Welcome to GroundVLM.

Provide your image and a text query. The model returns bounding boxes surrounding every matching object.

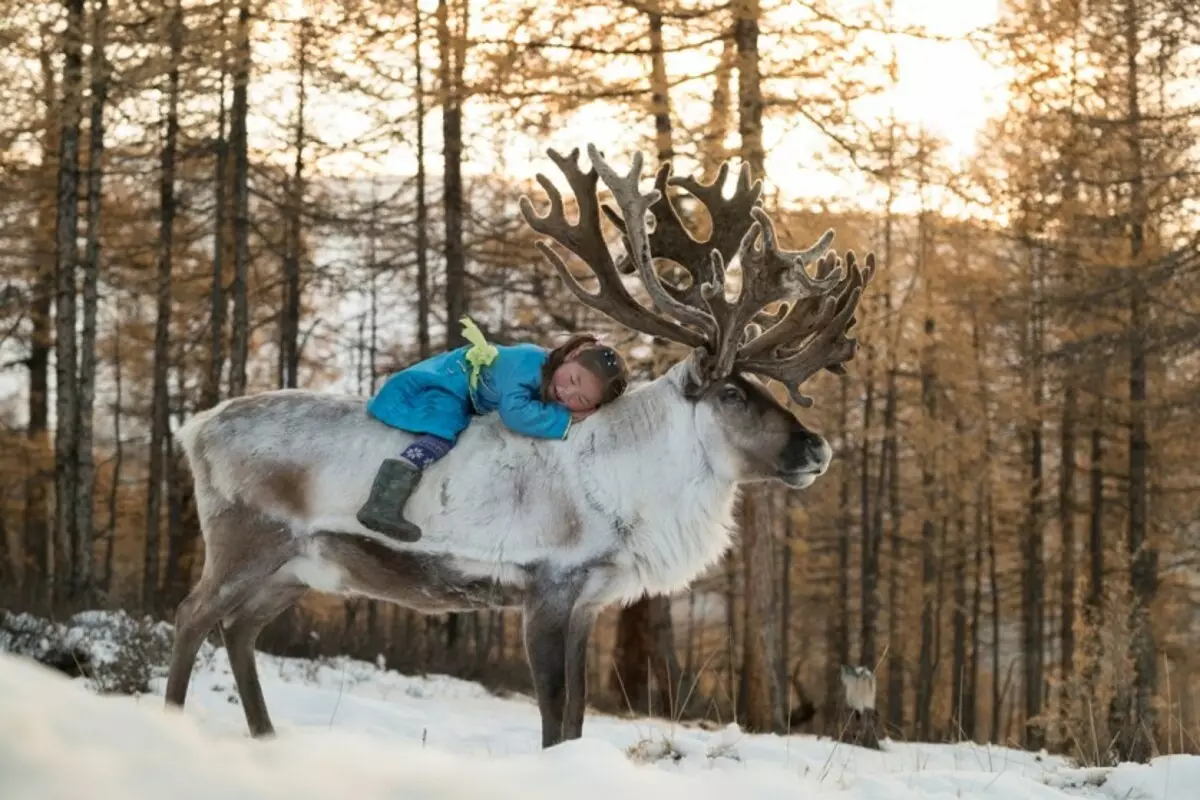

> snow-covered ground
[1,612,1197,800]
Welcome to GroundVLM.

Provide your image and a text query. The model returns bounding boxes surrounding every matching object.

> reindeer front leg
[562,605,596,741]
[522,574,588,748]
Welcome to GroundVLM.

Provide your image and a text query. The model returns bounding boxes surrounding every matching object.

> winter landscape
[3,0,1199,797]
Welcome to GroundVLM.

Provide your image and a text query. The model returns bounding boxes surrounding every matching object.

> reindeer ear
[681,349,710,399]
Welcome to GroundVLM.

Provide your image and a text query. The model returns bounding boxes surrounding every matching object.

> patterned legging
[399,434,455,469]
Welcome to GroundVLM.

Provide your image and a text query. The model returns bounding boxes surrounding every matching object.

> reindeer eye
[719,384,745,406]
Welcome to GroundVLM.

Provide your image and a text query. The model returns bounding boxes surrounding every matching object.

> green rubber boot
[356,458,423,542]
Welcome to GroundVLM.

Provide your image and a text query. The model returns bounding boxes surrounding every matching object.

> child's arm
[498,385,572,440]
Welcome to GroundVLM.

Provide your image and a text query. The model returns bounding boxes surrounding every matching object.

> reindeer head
[518,144,875,489]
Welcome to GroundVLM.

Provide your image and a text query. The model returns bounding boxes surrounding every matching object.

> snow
[1,612,1197,800]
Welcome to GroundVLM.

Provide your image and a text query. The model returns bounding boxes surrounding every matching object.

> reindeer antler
[734,249,876,407]
[517,147,707,349]
[521,144,876,406]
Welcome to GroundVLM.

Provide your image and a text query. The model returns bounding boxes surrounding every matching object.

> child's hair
[540,333,629,406]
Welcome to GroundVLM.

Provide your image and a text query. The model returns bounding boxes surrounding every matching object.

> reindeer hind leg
[220,578,307,738]
[165,576,238,711]
[164,503,300,720]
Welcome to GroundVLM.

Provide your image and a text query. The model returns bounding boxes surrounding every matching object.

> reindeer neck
[562,371,735,594]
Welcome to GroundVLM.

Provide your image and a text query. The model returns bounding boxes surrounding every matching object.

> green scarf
[460,315,498,391]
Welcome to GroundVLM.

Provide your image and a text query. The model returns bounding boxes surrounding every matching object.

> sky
[252,0,1008,215]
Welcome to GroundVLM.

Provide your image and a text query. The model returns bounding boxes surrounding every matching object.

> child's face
[550,359,604,412]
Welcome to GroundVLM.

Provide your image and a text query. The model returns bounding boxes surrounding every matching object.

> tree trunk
[102,303,123,597]
[724,546,738,718]
[779,509,792,708]
[1087,393,1105,617]
[414,0,430,359]
[733,0,763,179]
[860,347,878,667]
[279,17,308,389]
[1119,0,1156,762]
[75,0,108,605]
[951,494,968,739]
[228,0,251,397]
[703,33,733,166]
[438,0,467,348]
[741,491,781,731]
[609,593,680,715]
[24,48,58,601]
[145,0,182,611]
[972,311,1002,744]
[53,0,86,603]
[1025,243,1047,749]
[965,486,983,740]
[879,97,902,733]
[1059,382,1078,685]
[884,362,903,733]
[647,8,672,162]
[205,1,229,411]
[733,0,779,733]
[826,375,852,727]
[915,318,937,742]
[988,491,1001,743]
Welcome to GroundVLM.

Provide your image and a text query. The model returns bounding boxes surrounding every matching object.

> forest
[0,0,1197,767]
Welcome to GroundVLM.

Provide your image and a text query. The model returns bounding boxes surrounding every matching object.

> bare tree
[145,0,183,609]
[75,0,108,603]
[228,0,251,397]
[53,0,86,602]
[279,16,309,389]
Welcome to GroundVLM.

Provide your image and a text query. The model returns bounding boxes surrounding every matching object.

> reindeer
[164,144,875,748]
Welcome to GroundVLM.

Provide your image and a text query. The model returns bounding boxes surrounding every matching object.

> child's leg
[397,434,455,470]
[356,434,455,542]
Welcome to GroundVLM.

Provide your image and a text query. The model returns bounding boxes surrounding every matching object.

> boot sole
[356,511,423,542]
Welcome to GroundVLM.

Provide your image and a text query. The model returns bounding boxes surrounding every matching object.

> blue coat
[366,343,571,441]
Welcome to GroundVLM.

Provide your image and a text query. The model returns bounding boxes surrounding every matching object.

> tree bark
[228,0,251,397]
[279,17,308,389]
[884,362,903,732]
[145,0,182,610]
[741,491,781,731]
[825,375,852,728]
[1119,0,1155,761]
[878,93,903,733]
[1021,245,1046,749]
[733,0,780,733]
[951,489,968,739]
[965,483,983,740]
[733,0,763,179]
[1087,393,1105,617]
[647,7,672,162]
[205,0,229,410]
[703,33,733,167]
[725,546,739,718]
[24,47,58,601]
[609,593,680,715]
[988,490,1001,743]
[102,301,123,596]
[438,0,467,348]
[860,346,878,667]
[53,0,86,603]
[414,0,430,359]
[1059,383,1078,684]
[915,320,937,742]
[75,0,108,605]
